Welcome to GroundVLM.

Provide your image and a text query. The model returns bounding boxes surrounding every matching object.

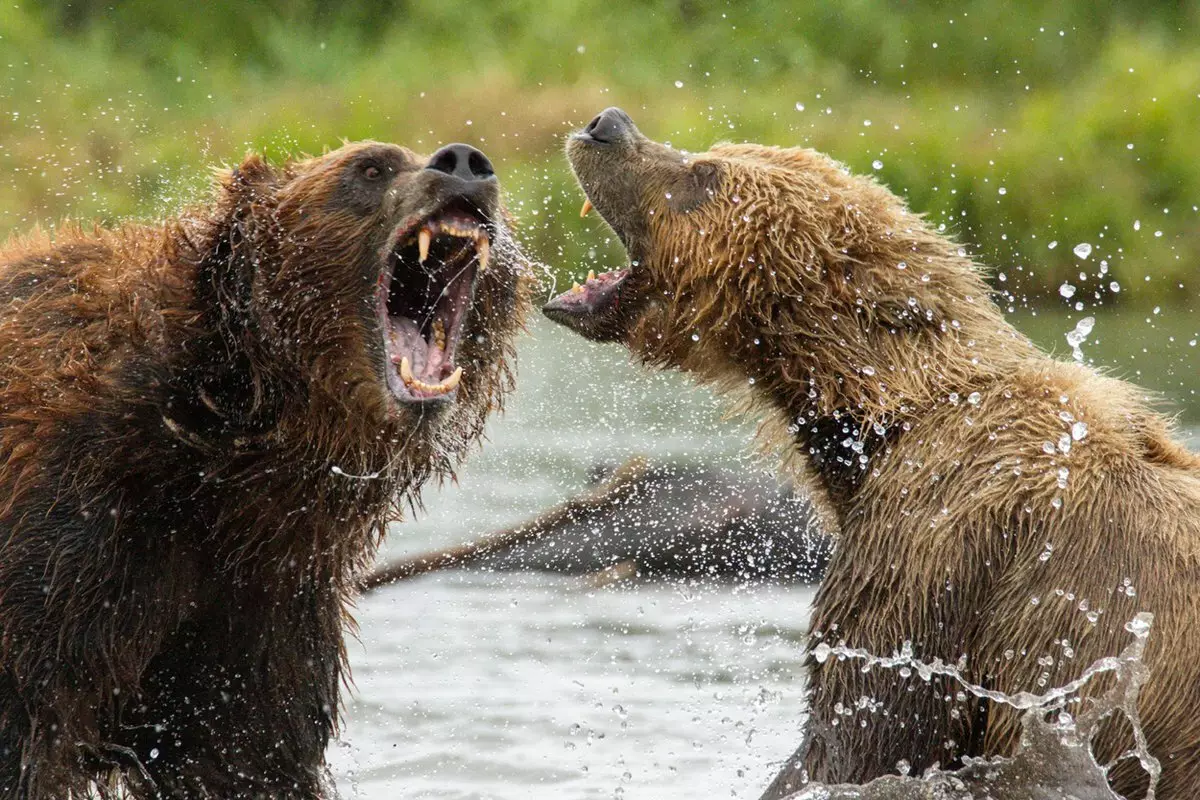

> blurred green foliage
[1,0,1199,314]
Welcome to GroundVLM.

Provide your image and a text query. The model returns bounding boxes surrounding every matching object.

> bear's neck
[747,303,1037,519]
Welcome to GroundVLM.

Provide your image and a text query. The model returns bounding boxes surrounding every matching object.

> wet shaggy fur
[552,111,1200,798]
[0,143,529,797]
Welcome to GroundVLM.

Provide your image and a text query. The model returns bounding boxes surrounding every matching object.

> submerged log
[364,457,832,590]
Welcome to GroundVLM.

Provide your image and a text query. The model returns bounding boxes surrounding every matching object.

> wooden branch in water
[361,456,650,591]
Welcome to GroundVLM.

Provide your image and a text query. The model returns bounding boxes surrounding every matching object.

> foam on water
[791,613,1159,800]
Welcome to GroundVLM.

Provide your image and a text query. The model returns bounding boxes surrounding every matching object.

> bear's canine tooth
[418,229,432,263]
[587,270,596,282]
[580,198,593,218]
[441,366,463,392]
[572,282,583,294]
[399,356,415,385]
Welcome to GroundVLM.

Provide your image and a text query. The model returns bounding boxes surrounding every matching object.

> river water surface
[329,317,1198,800]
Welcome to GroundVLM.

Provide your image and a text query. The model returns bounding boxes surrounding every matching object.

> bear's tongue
[387,315,460,393]
[383,213,488,401]
[542,267,629,334]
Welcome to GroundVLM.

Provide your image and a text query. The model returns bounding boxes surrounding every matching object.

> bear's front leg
[114,588,345,799]
[759,639,987,799]
[0,499,198,800]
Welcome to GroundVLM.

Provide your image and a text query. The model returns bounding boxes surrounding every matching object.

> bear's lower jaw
[542,267,632,342]
[380,208,491,405]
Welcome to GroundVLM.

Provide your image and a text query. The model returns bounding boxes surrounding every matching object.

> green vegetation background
[1,0,1197,414]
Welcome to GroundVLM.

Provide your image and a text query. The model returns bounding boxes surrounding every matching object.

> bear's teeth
[571,282,583,294]
[475,236,490,272]
[432,319,446,351]
[398,356,463,396]
[418,228,432,263]
[587,270,596,282]
[580,199,593,218]
[439,366,463,392]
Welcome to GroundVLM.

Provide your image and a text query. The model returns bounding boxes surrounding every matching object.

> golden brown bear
[544,107,1200,799]
[0,141,529,797]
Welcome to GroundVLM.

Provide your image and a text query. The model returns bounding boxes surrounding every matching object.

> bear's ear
[197,154,279,341]
[668,161,723,214]
[218,153,281,202]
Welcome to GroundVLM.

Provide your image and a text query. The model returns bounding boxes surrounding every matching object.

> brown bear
[0,140,529,797]
[544,107,1200,799]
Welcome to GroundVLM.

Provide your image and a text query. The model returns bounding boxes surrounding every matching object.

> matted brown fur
[547,109,1200,798]
[0,142,530,798]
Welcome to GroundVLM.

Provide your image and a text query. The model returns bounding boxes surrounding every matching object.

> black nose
[425,143,495,182]
[583,107,635,144]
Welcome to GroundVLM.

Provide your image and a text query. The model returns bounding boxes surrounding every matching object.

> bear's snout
[425,143,496,184]
[577,107,638,146]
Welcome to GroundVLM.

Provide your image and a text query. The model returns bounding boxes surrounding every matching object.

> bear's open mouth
[542,264,630,322]
[542,195,633,334]
[380,201,490,405]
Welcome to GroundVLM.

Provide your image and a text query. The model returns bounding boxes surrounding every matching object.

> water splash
[1065,316,1096,362]
[331,465,383,480]
[791,613,1159,799]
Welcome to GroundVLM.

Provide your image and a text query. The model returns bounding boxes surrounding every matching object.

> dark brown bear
[545,108,1200,799]
[0,141,529,797]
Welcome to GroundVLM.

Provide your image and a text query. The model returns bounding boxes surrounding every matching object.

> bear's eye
[361,164,384,181]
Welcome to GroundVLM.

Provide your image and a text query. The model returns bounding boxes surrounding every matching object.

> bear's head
[545,108,1024,432]
[188,141,530,476]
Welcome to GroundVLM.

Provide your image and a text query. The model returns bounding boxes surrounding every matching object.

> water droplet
[1125,613,1153,638]
[1071,421,1088,441]
[1059,283,1076,299]
[967,392,982,405]
[872,159,884,170]
[1065,316,1095,362]
[1057,466,1070,487]
[1072,242,1092,259]
[674,80,684,88]
[1048,240,1058,250]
